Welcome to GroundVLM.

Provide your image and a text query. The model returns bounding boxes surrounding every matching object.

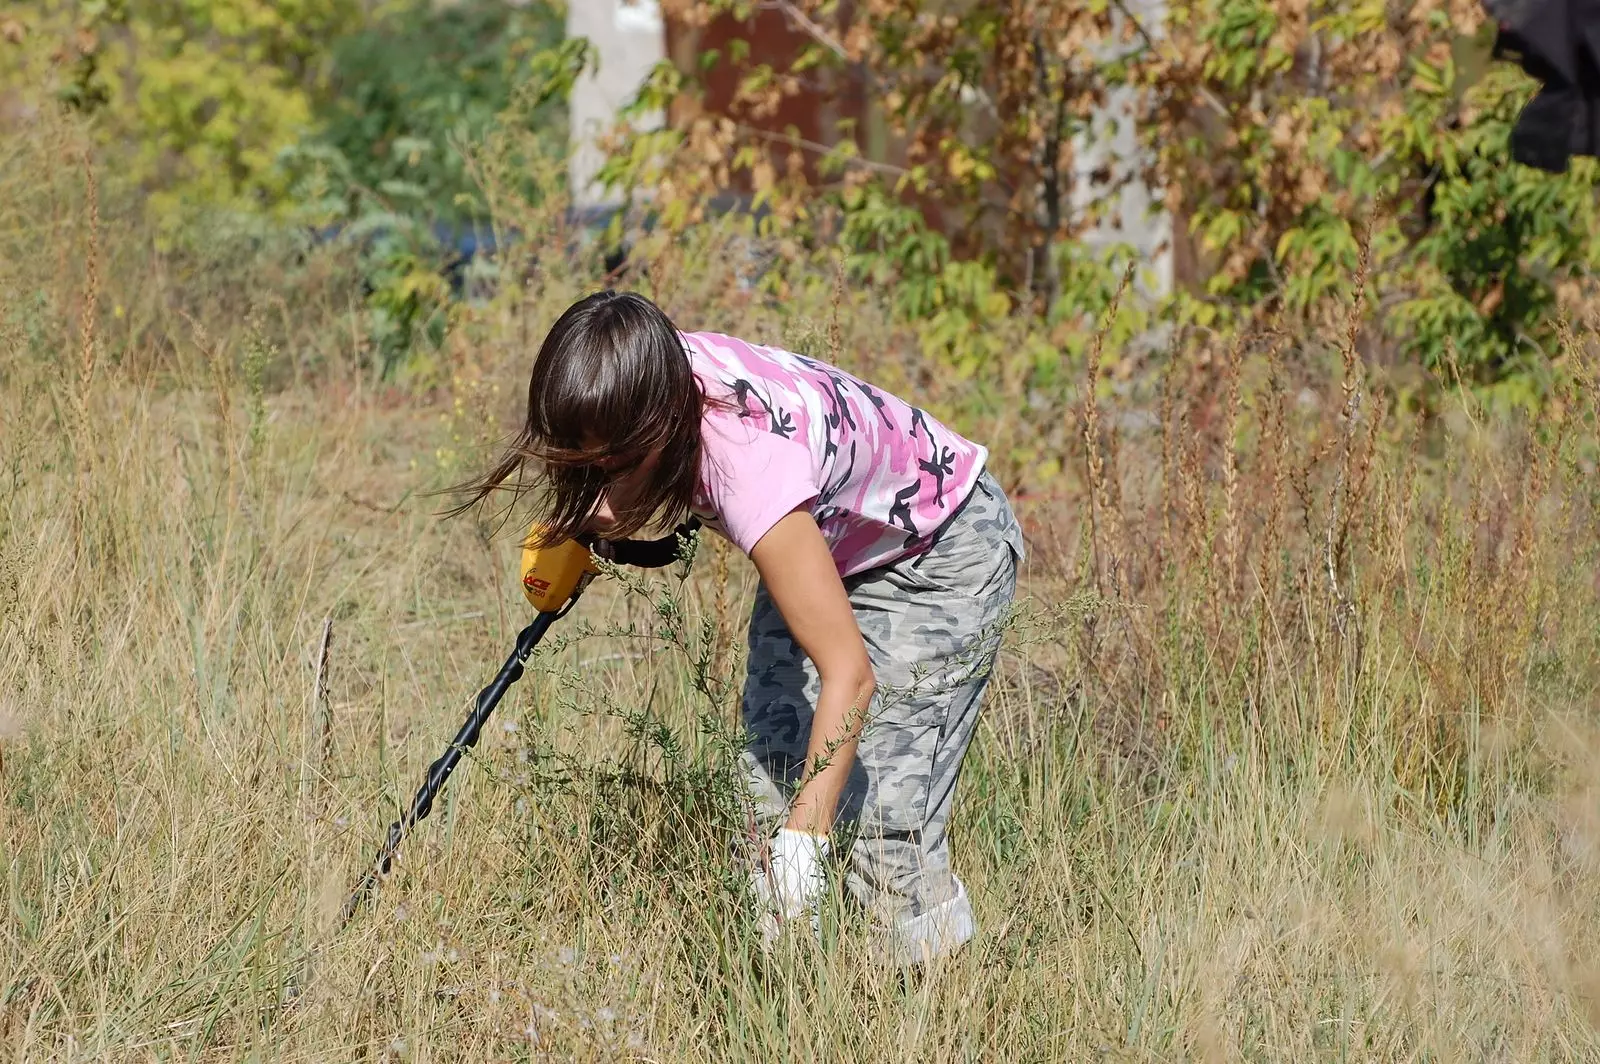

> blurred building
[568,0,1173,296]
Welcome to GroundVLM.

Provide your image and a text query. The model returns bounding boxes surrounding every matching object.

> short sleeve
[698,411,820,555]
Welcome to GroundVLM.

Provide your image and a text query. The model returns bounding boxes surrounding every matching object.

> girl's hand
[748,508,876,835]
[748,827,830,944]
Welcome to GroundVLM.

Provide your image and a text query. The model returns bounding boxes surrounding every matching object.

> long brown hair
[447,290,710,547]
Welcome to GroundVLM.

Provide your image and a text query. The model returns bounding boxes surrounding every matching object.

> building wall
[661,6,869,191]
[566,0,666,210]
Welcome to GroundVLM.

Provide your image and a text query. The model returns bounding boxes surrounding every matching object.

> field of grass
[5,117,1600,1062]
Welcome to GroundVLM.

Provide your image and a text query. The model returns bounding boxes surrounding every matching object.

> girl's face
[586,444,665,536]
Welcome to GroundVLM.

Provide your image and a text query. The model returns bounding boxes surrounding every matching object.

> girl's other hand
[748,827,830,940]
[748,507,876,835]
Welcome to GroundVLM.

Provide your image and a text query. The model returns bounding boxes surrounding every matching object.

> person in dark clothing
[1489,0,1600,171]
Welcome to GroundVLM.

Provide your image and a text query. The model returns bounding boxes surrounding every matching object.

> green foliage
[269,138,449,379]
[308,0,566,225]
[7,0,366,221]
[1166,4,1600,389]
[271,1,577,380]
[9,0,1597,400]
[1390,68,1600,386]
[604,0,1600,403]
[1,1,579,379]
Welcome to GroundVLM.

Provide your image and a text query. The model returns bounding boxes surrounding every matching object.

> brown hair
[447,290,711,547]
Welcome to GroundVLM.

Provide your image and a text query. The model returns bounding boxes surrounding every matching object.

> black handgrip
[594,518,702,569]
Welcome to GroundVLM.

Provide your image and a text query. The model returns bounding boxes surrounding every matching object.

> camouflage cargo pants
[740,470,1025,963]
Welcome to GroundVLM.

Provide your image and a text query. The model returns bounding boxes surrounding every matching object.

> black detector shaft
[340,609,557,925]
[337,522,694,928]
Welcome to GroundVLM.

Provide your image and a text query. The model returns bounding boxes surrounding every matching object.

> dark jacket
[1491,0,1600,171]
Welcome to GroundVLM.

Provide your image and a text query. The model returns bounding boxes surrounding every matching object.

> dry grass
[4,113,1600,1062]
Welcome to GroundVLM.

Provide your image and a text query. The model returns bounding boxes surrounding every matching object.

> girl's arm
[749,508,876,835]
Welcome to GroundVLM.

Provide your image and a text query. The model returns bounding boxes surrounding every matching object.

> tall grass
[4,110,1600,1061]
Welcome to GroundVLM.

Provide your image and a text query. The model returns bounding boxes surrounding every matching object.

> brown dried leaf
[752,159,776,192]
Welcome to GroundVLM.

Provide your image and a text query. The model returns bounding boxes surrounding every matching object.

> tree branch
[734,122,1028,221]
[1031,33,1066,307]
[759,0,855,65]
[756,0,1008,117]
[1110,0,1158,51]
[737,122,911,178]
[1101,0,1231,119]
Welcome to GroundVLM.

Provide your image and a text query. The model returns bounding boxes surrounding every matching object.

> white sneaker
[874,875,977,966]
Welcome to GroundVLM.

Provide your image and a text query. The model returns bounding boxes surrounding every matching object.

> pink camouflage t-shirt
[681,331,987,578]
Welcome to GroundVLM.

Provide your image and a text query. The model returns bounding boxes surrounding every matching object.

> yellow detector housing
[519,529,600,613]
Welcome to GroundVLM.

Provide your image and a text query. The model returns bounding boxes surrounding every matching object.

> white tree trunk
[566,0,666,211]
[1070,0,1173,299]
